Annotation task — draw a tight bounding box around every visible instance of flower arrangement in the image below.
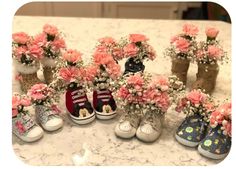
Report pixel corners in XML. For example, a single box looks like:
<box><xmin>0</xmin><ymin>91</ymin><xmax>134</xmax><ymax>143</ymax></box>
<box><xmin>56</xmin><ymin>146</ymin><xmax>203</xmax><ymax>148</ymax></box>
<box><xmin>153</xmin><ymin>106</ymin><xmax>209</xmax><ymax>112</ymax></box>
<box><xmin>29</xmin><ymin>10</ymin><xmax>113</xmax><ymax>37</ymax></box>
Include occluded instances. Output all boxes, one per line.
<box><xmin>27</xmin><ymin>83</ymin><xmax>60</xmax><ymax>113</ymax></box>
<box><xmin>195</xmin><ymin>27</ymin><xmax>227</xmax><ymax>65</ymax></box>
<box><xmin>51</xmin><ymin>49</ymin><xmax>88</xmax><ymax>91</ymax></box>
<box><xmin>96</xmin><ymin>37</ymin><xmax>124</xmax><ymax>62</ymax></box>
<box><xmin>12</xmin><ymin>93</ymin><xmax>31</xmax><ymax>117</ymax></box>
<box><xmin>12</xmin><ymin>32</ymin><xmax>43</xmax><ymax>66</ymax></box>
<box><xmin>210</xmin><ymin>102</ymin><xmax>231</xmax><ymax>136</ymax></box>
<box><xmin>33</xmin><ymin>24</ymin><xmax>66</xmax><ymax>59</ymax></box>
<box><xmin>116</xmin><ymin>73</ymin><xmax>182</xmax><ymax>114</ymax></box>
<box><xmin>87</xmin><ymin>48</ymin><xmax>121</xmax><ymax>90</ymax></box>
<box><xmin>121</xmin><ymin>34</ymin><xmax>156</xmax><ymax>62</ymax></box>
<box><xmin>165</xmin><ymin>24</ymin><xmax>198</xmax><ymax>60</ymax></box>
<box><xmin>117</xmin><ymin>73</ymin><xmax>149</xmax><ymax>110</ymax></box>
<box><xmin>175</xmin><ymin>89</ymin><xmax>215</xmax><ymax>121</ymax></box>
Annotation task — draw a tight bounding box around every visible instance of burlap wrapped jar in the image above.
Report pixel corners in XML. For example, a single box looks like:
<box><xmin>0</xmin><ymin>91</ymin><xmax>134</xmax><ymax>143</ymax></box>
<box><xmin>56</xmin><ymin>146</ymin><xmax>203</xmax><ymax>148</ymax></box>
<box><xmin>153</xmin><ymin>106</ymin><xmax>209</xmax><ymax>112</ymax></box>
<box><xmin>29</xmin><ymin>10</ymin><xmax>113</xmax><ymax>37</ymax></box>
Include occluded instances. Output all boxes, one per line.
<box><xmin>40</xmin><ymin>57</ymin><xmax>58</xmax><ymax>84</ymax></box>
<box><xmin>191</xmin><ymin>62</ymin><xmax>219</xmax><ymax>94</ymax></box>
<box><xmin>14</xmin><ymin>60</ymin><xmax>41</xmax><ymax>93</ymax></box>
<box><xmin>171</xmin><ymin>57</ymin><xmax>190</xmax><ymax>86</ymax></box>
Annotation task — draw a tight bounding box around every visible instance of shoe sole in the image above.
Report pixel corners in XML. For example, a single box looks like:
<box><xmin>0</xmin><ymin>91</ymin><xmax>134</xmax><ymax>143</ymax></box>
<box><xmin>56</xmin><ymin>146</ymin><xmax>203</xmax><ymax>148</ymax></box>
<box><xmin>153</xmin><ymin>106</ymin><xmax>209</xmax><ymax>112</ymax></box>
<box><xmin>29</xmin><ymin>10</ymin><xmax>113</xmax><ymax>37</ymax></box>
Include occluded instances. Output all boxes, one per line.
<box><xmin>95</xmin><ymin>111</ymin><xmax>117</xmax><ymax>120</ymax></box>
<box><xmin>136</xmin><ymin>127</ymin><xmax>160</xmax><ymax>143</ymax></box>
<box><xmin>175</xmin><ymin>133</ymin><xmax>199</xmax><ymax>147</ymax></box>
<box><xmin>13</xmin><ymin>131</ymin><xmax>44</xmax><ymax>143</ymax></box>
<box><xmin>69</xmin><ymin>112</ymin><xmax>96</xmax><ymax>125</ymax></box>
<box><xmin>114</xmin><ymin>124</ymin><xmax>136</xmax><ymax>139</ymax></box>
<box><xmin>198</xmin><ymin>145</ymin><xmax>228</xmax><ymax>160</ymax></box>
<box><xmin>41</xmin><ymin>118</ymin><xmax>64</xmax><ymax>132</ymax></box>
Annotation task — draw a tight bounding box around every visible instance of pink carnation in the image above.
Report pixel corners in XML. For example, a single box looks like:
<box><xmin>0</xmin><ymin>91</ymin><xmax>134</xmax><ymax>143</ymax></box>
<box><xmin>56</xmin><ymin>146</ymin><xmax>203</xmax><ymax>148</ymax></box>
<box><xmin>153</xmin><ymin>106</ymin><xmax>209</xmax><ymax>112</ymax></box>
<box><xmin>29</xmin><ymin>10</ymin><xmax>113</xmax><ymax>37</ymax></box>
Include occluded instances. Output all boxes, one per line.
<box><xmin>13</xmin><ymin>46</ymin><xmax>27</xmax><ymax>59</ymax></box>
<box><xmin>174</xmin><ymin>37</ymin><xmax>190</xmax><ymax>53</ymax></box>
<box><xmin>63</xmin><ymin>49</ymin><xmax>82</xmax><ymax>63</ymax></box>
<box><xmin>117</xmin><ymin>86</ymin><xmax>130</xmax><ymax>99</ymax></box>
<box><xmin>51</xmin><ymin>38</ymin><xmax>66</xmax><ymax>50</ymax></box>
<box><xmin>93</xmin><ymin>52</ymin><xmax>114</xmax><ymax>65</ymax></box>
<box><xmin>106</xmin><ymin>61</ymin><xmax>121</xmax><ymax>79</ymax></box>
<box><xmin>196</xmin><ymin>50</ymin><xmax>205</xmax><ymax>59</ymax></box>
<box><xmin>83</xmin><ymin>65</ymin><xmax>99</xmax><ymax>81</ymax></box>
<box><xmin>98</xmin><ymin>37</ymin><xmax>115</xmax><ymax>45</ymax></box>
<box><xmin>129</xmin><ymin>34</ymin><xmax>149</xmax><ymax>43</ymax></box>
<box><xmin>176</xmin><ymin>98</ymin><xmax>188</xmax><ymax>112</ymax></box>
<box><xmin>186</xmin><ymin>90</ymin><xmax>207</xmax><ymax>105</ymax></box>
<box><xmin>123</xmin><ymin>43</ymin><xmax>139</xmax><ymax>57</ymax></box>
<box><xmin>127</xmin><ymin>74</ymin><xmax>144</xmax><ymax>86</ymax></box>
<box><xmin>207</xmin><ymin>45</ymin><xmax>223</xmax><ymax>59</ymax></box>
<box><xmin>149</xmin><ymin>76</ymin><xmax>169</xmax><ymax>91</ymax></box>
<box><xmin>205</xmin><ymin>27</ymin><xmax>219</xmax><ymax>38</ymax></box>
<box><xmin>59</xmin><ymin>67</ymin><xmax>79</xmax><ymax>83</ymax></box>
<box><xmin>32</xmin><ymin>33</ymin><xmax>47</xmax><ymax>47</ymax></box>
<box><xmin>20</xmin><ymin>96</ymin><xmax>31</xmax><ymax>107</ymax></box>
<box><xmin>28</xmin><ymin>44</ymin><xmax>43</xmax><ymax>59</ymax></box>
<box><xmin>146</xmin><ymin>45</ymin><xmax>157</xmax><ymax>60</ymax></box>
<box><xmin>12</xmin><ymin>32</ymin><xmax>30</xmax><ymax>45</ymax></box>
<box><xmin>27</xmin><ymin>83</ymin><xmax>53</xmax><ymax>101</ymax></box>
<box><xmin>112</xmin><ymin>47</ymin><xmax>124</xmax><ymax>60</ymax></box>
<box><xmin>12</xmin><ymin>95</ymin><xmax>21</xmax><ymax>109</ymax></box>
<box><xmin>182</xmin><ymin>23</ymin><xmax>199</xmax><ymax>36</ymax></box>
<box><xmin>43</xmin><ymin>24</ymin><xmax>58</xmax><ymax>36</ymax></box>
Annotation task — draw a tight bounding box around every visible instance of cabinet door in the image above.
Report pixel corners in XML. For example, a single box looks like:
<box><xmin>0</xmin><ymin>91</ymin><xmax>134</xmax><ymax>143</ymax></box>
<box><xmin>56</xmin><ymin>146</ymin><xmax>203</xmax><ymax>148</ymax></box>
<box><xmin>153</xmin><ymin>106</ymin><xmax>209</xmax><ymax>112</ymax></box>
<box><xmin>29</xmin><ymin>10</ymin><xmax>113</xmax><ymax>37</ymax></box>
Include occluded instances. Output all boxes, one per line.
<box><xmin>103</xmin><ymin>2</ymin><xmax>180</xmax><ymax>19</ymax></box>
<box><xmin>51</xmin><ymin>2</ymin><xmax>102</xmax><ymax>17</ymax></box>
<box><xmin>15</xmin><ymin>2</ymin><xmax>102</xmax><ymax>17</ymax></box>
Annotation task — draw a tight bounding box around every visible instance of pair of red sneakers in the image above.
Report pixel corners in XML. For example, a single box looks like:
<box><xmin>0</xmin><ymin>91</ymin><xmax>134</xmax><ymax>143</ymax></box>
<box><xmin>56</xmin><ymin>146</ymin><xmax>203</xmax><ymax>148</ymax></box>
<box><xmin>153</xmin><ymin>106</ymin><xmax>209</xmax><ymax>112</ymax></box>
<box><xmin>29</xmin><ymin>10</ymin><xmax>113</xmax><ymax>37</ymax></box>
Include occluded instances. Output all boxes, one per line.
<box><xmin>65</xmin><ymin>85</ymin><xmax>117</xmax><ymax>124</ymax></box>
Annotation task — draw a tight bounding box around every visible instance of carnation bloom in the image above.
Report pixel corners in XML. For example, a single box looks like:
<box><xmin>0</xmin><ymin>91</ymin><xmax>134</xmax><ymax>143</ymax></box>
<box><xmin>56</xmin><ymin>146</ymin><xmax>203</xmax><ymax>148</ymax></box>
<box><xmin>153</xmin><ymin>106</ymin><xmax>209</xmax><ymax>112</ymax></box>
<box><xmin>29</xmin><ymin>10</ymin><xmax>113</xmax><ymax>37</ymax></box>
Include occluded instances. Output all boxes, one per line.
<box><xmin>117</xmin><ymin>86</ymin><xmax>130</xmax><ymax>99</ymax></box>
<box><xmin>83</xmin><ymin>65</ymin><xmax>99</xmax><ymax>81</ymax></box>
<box><xmin>51</xmin><ymin>38</ymin><xmax>66</xmax><ymax>49</ymax></box>
<box><xmin>106</xmin><ymin>61</ymin><xmax>121</xmax><ymax>79</ymax></box>
<box><xmin>32</xmin><ymin>33</ymin><xmax>47</xmax><ymax>47</ymax></box>
<box><xmin>205</xmin><ymin>27</ymin><xmax>219</xmax><ymax>38</ymax></box>
<box><xmin>13</xmin><ymin>46</ymin><xmax>27</xmax><ymax>60</ymax></box>
<box><xmin>182</xmin><ymin>23</ymin><xmax>199</xmax><ymax>36</ymax></box>
<box><xmin>123</xmin><ymin>43</ymin><xmax>139</xmax><ymax>57</ymax></box>
<box><xmin>20</xmin><ymin>96</ymin><xmax>31</xmax><ymax>107</ymax></box>
<box><xmin>186</xmin><ymin>90</ymin><xmax>207</xmax><ymax>105</ymax></box>
<box><xmin>98</xmin><ymin>37</ymin><xmax>115</xmax><ymax>45</ymax></box>
<box><xmin>129</xmin><ymin>34</ymin><xmax>149</xmax><ymax>43</ymax></box>
<box><xmin>207</xmin><ymin>45</ymin><xmax>223</xmax><ymax>60</ymax></box>
<box><xmin>28</xmin><ymin>44</ymin><xmax>43</xmax><ymax>59</ymax></box>
<box><xmin>174</xmin><ymin>37</ymin><xmax>190</xmax><ymax>53</ymax></box>
<box><xmin>43</xmin><ymin>24</ymin><xmax>58</xmax><ymax>36</ymax></box>
<box><xmin>12</xmin><ymin>32</ymin><xmax>30</xmax><ymax>45</ymax></box>
<box><xmin>27</xmin><ymin>83</ymin><xmax>53</xmax><ymax>101</ymax></box>
<box><xmin>93</xmin><ymin>52</ymin><xmax>114</xmax><ymax>65</ymax></box>
<box><xmin>127</xmin><ymin>74</ymin><xmax>144</xmax><ymax>86</ymax></box>
<box><xmin>209</xmin><ymin>102</ymin><xmax>231</xmax><ymax>136</ymax></box>
<box><xmin>149</xmin><ymin>76</ymin><xmax>169</xmax><ymax>91</ymax></box>
<box><xmin>59</xmin><ymin>67</ymin><xmax>80</xmax><ymax>83</ymax></box>
<box><xmin>63</xmin><ymin>49</ymin><xmax>82</xmax><ymax>63</ymax></box>
<box><xmin>12</xmin><ymin>95</ymin><xmax>21</xmax><ymax>109</ymax></box>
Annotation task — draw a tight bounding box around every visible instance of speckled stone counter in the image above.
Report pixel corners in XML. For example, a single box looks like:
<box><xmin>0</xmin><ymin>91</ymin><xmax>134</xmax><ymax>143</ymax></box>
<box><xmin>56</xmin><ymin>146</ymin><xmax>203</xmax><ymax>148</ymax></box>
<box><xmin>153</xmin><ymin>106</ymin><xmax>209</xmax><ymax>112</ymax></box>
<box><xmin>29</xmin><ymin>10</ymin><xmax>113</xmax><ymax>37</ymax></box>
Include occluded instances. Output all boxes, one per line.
<box><xmin>12</xmin><ymin>16</ymin><xmax>231</xmax><ymax>166</ymax></box>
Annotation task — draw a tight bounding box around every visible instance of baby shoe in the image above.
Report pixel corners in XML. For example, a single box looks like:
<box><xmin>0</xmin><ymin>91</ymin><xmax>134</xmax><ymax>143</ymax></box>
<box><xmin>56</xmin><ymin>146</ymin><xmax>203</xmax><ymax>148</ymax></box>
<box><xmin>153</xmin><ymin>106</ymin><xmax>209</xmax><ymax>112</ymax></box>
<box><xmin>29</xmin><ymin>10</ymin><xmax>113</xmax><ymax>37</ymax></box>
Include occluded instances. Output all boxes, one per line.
<box><xmin>115</xmin><ymin>110</ymin><xmax>142</xmax><ymax>138</ymax></box>
<box><xmin>12</xmin><ymin>112</ymin><xmax>43</xmax><ymax>142</ymax></box>
<box><xmin>66</xmin><ymin>83</ymin><xmax>95</xmax><ymax>124</ymax></box>
<box><xmin>35</xmin><ymin>105</ymin><xmax>63</xmax><ymax>131</ymax></box>
<box><xmin>136</xmin><ymin>111</ymin><xmax>164</xmax><ymax>142</ymax></box>
<box><xmin>93</xmin><ymin>89</ymin><xmax>117</xmax><ymax>120</ymax></box>
<box><xmin>175</xmin><ymin>113</ymin><xmax>208</xmax><ymax>147</ymax></box>
<box><xmin>198</xmin><ymin>126</ymin><xmax>231</xmax><ymax>159</ymax></box>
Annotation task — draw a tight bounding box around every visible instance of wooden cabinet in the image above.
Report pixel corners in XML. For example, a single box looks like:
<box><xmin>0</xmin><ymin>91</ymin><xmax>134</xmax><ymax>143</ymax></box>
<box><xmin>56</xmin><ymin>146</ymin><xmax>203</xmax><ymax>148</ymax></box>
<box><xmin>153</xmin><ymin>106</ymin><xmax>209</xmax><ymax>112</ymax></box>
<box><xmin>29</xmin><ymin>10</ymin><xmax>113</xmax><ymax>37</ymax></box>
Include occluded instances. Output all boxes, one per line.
<box><xmin>15</xmin><ymin>2</ymin><xmax>201</xmax><ymax>19</ymax></box>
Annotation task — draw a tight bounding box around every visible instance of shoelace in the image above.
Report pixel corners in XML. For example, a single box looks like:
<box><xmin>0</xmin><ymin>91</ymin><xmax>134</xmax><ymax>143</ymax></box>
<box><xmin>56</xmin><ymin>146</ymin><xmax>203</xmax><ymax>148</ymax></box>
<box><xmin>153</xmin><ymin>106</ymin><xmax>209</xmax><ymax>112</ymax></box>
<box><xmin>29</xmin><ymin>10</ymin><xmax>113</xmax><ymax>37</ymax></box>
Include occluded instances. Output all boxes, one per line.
<box><xmin>97</xmin><ymin>90</ymin><xmax>111</xmax><ymax>103</ymax></box>
<box><xmin>71</xmin><ymin>89</ymin><xmax>87</xmax><ymax>106</ymax></box>
<box><xmin>13</xmin><ymin>113</ymin><xmax>35</xmax><ymax>135</ymax></box>
<box><xmin>142</xmin><ymin>110</ymin><xmax>162</xmax><ymax>131</ymax></box>
<box><xmin>120</xmin><ymin>110</ymin><xmax>142</xmax><ymax>128</ymax></box>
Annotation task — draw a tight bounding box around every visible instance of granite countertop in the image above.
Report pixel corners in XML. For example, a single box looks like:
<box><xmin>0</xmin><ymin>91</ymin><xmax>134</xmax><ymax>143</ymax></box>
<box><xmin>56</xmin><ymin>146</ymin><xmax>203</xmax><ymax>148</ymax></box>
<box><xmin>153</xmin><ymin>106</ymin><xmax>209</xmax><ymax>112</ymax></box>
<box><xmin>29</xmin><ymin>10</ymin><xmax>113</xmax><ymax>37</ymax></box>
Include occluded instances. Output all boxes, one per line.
<box><xmin>12</xmin><ymin>16</ymin><xmax>231</xmax><ymax>166</ymax></box>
